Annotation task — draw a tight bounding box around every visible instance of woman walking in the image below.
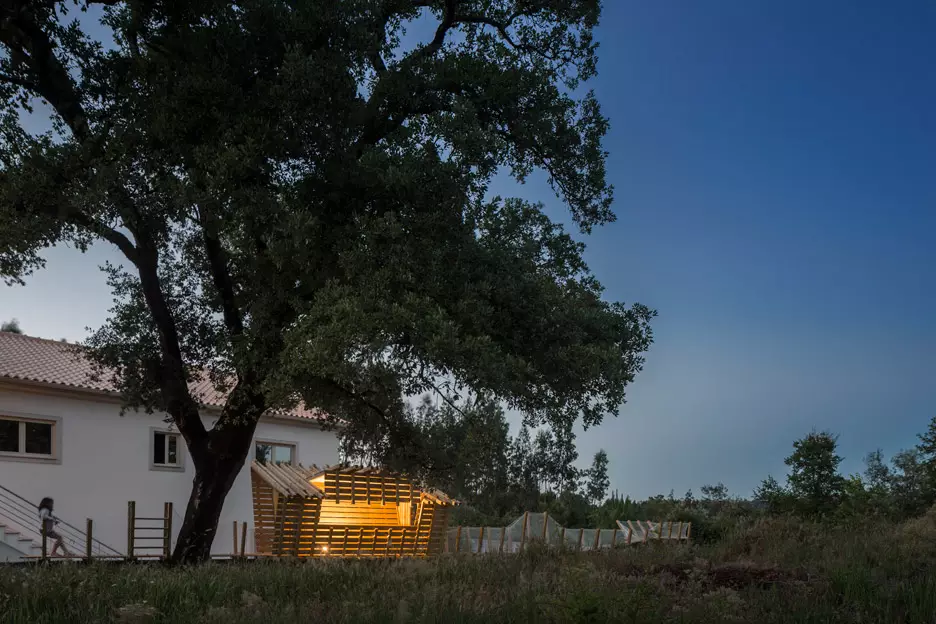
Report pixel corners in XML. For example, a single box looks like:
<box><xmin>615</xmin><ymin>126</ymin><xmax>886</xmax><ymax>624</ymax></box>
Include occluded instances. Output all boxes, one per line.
<box><xmin>38</xmin><ymin>497</ymin><xmax>72</xmax><ymax>557</ymax></box>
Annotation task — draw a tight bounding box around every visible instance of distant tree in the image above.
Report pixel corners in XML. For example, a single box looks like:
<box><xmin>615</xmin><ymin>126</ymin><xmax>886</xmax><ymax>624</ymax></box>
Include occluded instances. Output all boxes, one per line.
<box><xmin>890</xmin><ymin>448</ymin><xmax>929</xmax><ymax>517</ymax></box>
<box><xmin>532</xmin><ymin>429</ymin><xmax>556</xmax><ymax>492</ymax></box>
<box><xmin>832</xmin><ymin>472</ymin><xmax>879</xmax><ymax>518</ymax></box>
<box><xmin>754</xmin><ymin>475</ymin><xmax>792</xmax><ymax>514</ymax></box>
<box><xmin>509</xmin><ymin>425</ymin><xmax>538</xmax><ymax>507</ymax></box>
<box><xmin>857</xmin><ymin>448</ymin><xmax>894</xmax><ymax>515</ymax></box>
<box><xmin>700</xmin><ymin>482</ymin><xmax>729</xmax><ymax>503</ymax></box>
<box><xmin>682</xmin><ymin>489</ymin><xmax>696</xmax><ymax>508</ymax></box>
<box><xmin>0</xmin><ymin>318</ymin><xmax>21</xmax><ymax>333</ymax></box>
<box><xmin>550</xmin><ymin>423</ymin><xmax>581</xmax><ymax>494</ymax></box>
<box><xmin>784</xmin><ymin>430</ymin><xmax>845</xmax><ymax>516</ymax></box>
<box><xmin>584</xmin><ymin>449</ymin><xmax>610</xmax><ymax>504</ymax></box>
<box><xmin>863</xmin><ymin>449</ymin><xmax>892</xmax><ymax>492</ymax></box>
<box><xmin>915</xmin><ymin>416</ymin><xmax>936</xmax><ymax>502</ymax></box>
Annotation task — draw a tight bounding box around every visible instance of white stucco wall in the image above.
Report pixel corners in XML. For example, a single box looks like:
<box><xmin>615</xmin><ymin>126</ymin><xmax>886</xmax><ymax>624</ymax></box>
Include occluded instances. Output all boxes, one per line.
<box><xmin>0</xmin><ymin>386</ymin><xmax>339</xmax><ymax>556</ymax></box>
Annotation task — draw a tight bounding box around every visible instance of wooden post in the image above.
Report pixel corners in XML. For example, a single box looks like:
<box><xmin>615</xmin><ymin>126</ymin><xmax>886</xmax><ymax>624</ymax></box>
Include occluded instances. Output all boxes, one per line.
<box><xmin>541</xmin><ymin>512</ymin><xmax>548</xmax><ymax>542</ymax></box>
<box><xmin>626</xmin><ymin>521</ymin><xmax>634</xmax><ymax>545</ymax></box>
<box><xmin>41</xmin><ymin>521</ymin><xmax>47</xmax><ymax>560</ymax></box>
<box><xmin>240</xmin><ymin>522</ymin><xmax>248</xmax><ymax>558</ymax></box>
<box><xmin>233</xmin><ymin>520</ymin><xmax>239</xmax><ymax>556</ymax></box>
<box><xmin>560</xmin><ymin>526</ymin><xmax>566</xmax><ymax>548</ymax></box>
<box><xmin>676</xmin><ymin>521</ymin><xmax>683</xmax><ymax>541</ymax></box>
<box><xmin>478</xmin><ymin>526</ymin><xmax>485</xmax><ymax>554</ymax></box>
<box><xmin>455</xmin><ymin>525</ymin><xmax>462</xmax><ymax>552</ymax></box>
<box><xmin>86</xmin><ymin>518</ymin><xmax>93</xmax><ymax>561</ymax></box>
<box><xmin>593</xmin><ymin>528</ymin><xmax>601</xmax><ymax>550</ymax></box>
<box><xmin>611</xmin><ymin>527</ymin><xmax>618</xmax><ymax>548</ymax></box>
<box><xmin>658</xmin><ymin>519</ymin><xmax>665</xmax><ymax>540</ymax></box>
<box><xmin>163</xmin><ymin>502</ymin><xmax>173</xmax><ymax>560</ymax></box>
<box><xmin>293</xmin><ymin>503</ymin><xmax>305</xmax><ymax>557</ymax></box>
<box><xmin>127</xmin><ymin>501</ymin><xmax>136</xmax><ymax>559</ymax></box>
<box><xmin>274</xmin><ymin>502</ymin><xmax>286</xmax><ymax>556</ymax></box>
<box><xmin>667</xmin><ymin>521</ymin><xmax>674</xmax><ymax>540</ymax></box>
<box><xmin>498</xmin><ymin>526</ymin><xmax>506</xmax><ymax>553</ymax></box>
<box><xmin>519</xmin><ymin>512</ymin><xmax>528</xmax><ymax>550</ymax></box>
<box><xmin>686</xmin><ymin>523</ymin><xmax>692</xmax><ymax>540</ymax></box>
<box><xmin>642</xmin><ymin>521</ymin><xmax>650</xmax><ymax>544</ymax></box>
<box><xmin>578</xmin><ymin>527</ymin><xmax>584</xmax><ymax>550</ymax></box>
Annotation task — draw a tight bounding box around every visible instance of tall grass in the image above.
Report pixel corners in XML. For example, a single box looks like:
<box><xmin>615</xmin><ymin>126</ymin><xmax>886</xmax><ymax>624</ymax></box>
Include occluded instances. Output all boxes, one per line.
<box><xmin>3</xmin><ymin>511</ymin><xmax>936</xmax><ymax>623</ymax></box>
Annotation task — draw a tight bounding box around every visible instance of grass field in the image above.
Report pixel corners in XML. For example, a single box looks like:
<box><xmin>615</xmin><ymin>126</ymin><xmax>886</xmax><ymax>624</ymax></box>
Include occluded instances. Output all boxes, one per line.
<box><xmin>3</xmin><ymin>511</ymin><xmax>936</xmax><ymax>623</ymax></box>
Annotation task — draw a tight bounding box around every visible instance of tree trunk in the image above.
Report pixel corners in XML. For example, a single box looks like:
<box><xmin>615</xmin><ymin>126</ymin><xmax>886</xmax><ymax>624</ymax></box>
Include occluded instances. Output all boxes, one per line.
<box><xmin>171</xmin><ymin>454</ymin><xmax>246</xmax><ymax>564</ymax></box>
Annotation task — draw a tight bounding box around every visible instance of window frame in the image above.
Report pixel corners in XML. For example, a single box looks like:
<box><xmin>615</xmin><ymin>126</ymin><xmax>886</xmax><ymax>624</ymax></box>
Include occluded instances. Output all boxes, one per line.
<box><xmin>254</xmin><ymin>438</ymin><xmax>297</xmax><ymax>466</ymax></box>
<box><xmin>149</xmin><ymin>427</ymin><xmax>185</xmax><ymax>472</ymax></box>
<box><xmin>0</xmin><ymin>412</ymin><xmax>61</xmax><ymax>464</ymax></box>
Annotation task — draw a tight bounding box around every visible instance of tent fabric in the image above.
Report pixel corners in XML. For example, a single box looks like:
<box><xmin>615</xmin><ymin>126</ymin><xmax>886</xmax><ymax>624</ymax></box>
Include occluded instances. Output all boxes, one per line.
<box><xmin>445</xmin><ymin>513</ymin><xmax>690</xmax><ymax>553</ymax></box>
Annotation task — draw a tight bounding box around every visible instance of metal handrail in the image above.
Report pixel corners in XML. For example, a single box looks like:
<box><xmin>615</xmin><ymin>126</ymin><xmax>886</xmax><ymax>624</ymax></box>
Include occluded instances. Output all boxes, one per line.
<box><xmin>0</xmin><ymin>483</ymin><xmax>122</xmax><ymax>556</ymax></box>
<box><xmin>0</xmin><ymin>494</ymin><xmax>90</xmax><ymax>555</ymax></box>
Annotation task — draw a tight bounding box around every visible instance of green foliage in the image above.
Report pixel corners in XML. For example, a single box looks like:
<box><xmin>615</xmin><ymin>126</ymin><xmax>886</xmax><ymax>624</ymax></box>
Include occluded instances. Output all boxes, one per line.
<box><xmin>756</xmin><ymin>418</ymin><xmax>936</xmax><ymax>524</ymax></box>
<box><xmin>0</xmin><ymin>1</ymin><xmax>655</xmax><ymax>559</ymax></box>
<box><xmin>784</xmin><ymin>430</ymin><xmax>845</xmax><ymax>516</ymax></box>
<box><xmin>0</xmin><ymin>318</ymin><xmax>21</xmax><ymax>333</ymax></box>
<box><xmin>584</xmin><ymin>449</ymin><xmax>610</xmax><ymax>504</ymax></box>
<box><xmin>760</xmin><ymin>430</ymin><xmax>847</xmax><ymax>518</ymax></box>
<box><xmin>915</xmin><ymin>415</ymin><xmax>936</xmax><ymax>503</ymax></box>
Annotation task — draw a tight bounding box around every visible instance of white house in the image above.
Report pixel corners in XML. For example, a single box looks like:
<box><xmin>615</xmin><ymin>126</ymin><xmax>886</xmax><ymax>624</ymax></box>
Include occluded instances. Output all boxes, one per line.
<box><xmin>0</xmin><ymin>331</ymin><xmax>339</xmax><ymax>560</ymax></box>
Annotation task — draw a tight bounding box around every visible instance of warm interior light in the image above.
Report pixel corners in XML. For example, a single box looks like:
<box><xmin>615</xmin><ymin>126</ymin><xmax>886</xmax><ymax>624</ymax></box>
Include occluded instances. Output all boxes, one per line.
<box><xmin>321</xmin><ymin>545</ymin><xmax>329</xmax><ymax>553</ymax></box>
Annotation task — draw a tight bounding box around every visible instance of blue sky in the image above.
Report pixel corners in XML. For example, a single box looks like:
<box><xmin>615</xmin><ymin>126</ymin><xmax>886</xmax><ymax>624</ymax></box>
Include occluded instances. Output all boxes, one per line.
<box><xmin>3</xmin><ymin>1</ymin><xmax>936</xmax><ymax>499</ymax></box>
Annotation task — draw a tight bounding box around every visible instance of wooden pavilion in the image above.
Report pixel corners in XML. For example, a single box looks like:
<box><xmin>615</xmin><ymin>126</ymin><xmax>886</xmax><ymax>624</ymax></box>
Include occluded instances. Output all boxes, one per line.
<box><xmin>250</xmin><ymin>461</ymin><xmax>455</xmax><ymax>557</ymax></box>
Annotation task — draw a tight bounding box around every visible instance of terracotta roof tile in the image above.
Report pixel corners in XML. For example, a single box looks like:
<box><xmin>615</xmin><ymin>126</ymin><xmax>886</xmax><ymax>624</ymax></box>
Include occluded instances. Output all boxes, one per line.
<box><xmin>0</xmin><ymin>332</ymin><xmax>325</xmax><ymax>422</ymax></box>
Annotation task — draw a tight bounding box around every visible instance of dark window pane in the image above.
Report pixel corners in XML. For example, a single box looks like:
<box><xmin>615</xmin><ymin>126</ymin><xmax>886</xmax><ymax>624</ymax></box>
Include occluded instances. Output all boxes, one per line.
<box><xmin>256</xmin><ymin>444</ymin><xmax>271</xmax><ymax>464</ymax></box>
<box><xmin>24</xmin><ymin>422</ymin><xmax>52</xmax><ymax>455</ymax></box>
<box><xmin>272</xmin><ymin>445</ymin><xmax>292</xmax><ymax>465</ymax></box>
<box><xmin>0</xmin><ymin>419</ymin><xmax>18</xmax><ymax>453</ymax></box>
<box><xmin>154</xmin><ymin>432</ymin><xmax>166</xmax><ymax>464</ymax></box>
<box><xmin>167</xmin><ymin>435</ymin><xmax>178</xmax><ymax>465</ymax></box>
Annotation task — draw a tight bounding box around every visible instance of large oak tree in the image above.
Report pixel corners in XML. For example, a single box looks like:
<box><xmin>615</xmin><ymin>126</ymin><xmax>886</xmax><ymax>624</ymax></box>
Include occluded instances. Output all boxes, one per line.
<box><xmin>0</xmin><ymin>0</ymin><xmax>654</xmax><ymax>562</ymax></box>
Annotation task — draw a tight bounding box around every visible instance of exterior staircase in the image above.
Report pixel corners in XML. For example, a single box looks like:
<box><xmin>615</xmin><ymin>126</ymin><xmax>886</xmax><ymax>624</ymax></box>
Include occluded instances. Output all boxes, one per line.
<box><xmin>0</xmin><ymin>523</ymin><xmax>42</xmax><ymax>561</ymax></box>
<box><xmin>0</xmin><ymin>484</ymin><xmax>121</xmax><ymax>562</ymax></box>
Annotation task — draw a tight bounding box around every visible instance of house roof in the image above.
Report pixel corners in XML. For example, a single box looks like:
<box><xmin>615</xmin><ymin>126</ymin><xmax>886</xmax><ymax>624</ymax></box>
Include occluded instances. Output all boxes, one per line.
<box><xmin>250</xmin><ymin>461</ymin><xmax>324</xmax><ymax>498</ymax></box>
<box><xmin>0</xmin><ymin>331</ymin><xmax>326</xmax><ymax>422</ymax></box>
<box><xmin>251</xmin><ymin>460</ymin><xmax>457</xmax><ymax>505</ymax></box>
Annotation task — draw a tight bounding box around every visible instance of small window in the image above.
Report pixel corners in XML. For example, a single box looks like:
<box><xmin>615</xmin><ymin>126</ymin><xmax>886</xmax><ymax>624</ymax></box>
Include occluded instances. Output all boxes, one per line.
<box><xmin>255</xmin><ymin>441</ymin><xmax>295</xmax><ymax>465</ymax></box>
<box><xmin>151</xmin><ymin>429</ymin><xmax>184</xmax><ymax>471</ymax></box>
<box><xmin>0</xmin><ymin>415</ymin><xmax>56</xmax><ymax>459</ymax></box>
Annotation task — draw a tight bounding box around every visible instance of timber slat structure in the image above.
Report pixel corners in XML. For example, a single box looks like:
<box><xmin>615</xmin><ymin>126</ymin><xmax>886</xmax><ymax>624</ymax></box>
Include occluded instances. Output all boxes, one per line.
<box><xmin>250</xmin><ymin>462</ymin><xmax>455</xmax><ymax>558</ymax></box>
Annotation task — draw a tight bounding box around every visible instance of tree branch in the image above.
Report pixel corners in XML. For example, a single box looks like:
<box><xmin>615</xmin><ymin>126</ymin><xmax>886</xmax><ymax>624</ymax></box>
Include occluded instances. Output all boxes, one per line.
<box><xmin>131</xmin><ymin>239</ymin><xmax>210</xmax><ymax>450</ymax></box>
<box><xmin>0</xmin><ymin>70</ymin><xmax>38</xmax><ymax>90</ymax></box>
<box><xmin>69</xmin><ymin>213</ymin><xmax>140</xmax><ymax>265</ymax></box>
<box><xmin>0</xmin><ymin>4</ymin><xmax>91</xmax><ymax>140</ymax></box>
<box><xmin>423</xmin><ymin>0</ymin><xmax>457</xmax><ymax>58</ymax></box>
<box><xmin>198</xmin><ymin>208</ymin><xmax>244</xmax><ymax>337</ymax></box>
<box><xmin>427</xmin><ymin>378</ymin><xmax>466</xmax><ymax>417</ymax></box>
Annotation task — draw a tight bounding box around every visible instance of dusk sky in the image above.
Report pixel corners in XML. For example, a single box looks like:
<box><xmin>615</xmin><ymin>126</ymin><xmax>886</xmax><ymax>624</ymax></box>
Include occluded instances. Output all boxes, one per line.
<box><xmin>3</xmin><ymin>1</ymin><xmax>935</xmax><ymax>499</ymax></box>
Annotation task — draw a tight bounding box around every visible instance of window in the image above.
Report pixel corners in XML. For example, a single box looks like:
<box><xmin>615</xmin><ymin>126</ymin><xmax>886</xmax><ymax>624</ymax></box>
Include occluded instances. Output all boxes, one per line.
<box><xmin>151</xmin><ymin>429</ymin><xmax>184</xmax><ymax>471</ymax></box>
<box><xmin>255</xmin><ymin>440</ymin><xmax>295</xmax><ymax>465</ymax></box>
<box><xmin>0</xmin><ymin>415</ymin><xmax>56</xmax><ymax>460</ymax></box>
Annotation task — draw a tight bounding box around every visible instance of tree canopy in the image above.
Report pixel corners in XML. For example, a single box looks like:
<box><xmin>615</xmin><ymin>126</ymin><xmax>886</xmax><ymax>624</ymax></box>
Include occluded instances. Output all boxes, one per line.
<box><xmin>1</xmin><ymin>0</ymin><xmax>653</xmax><ymax>561</ymax></box>
<box><xmin>0</xmin><ymin>318</ymin><xmax>21</xmax><ymax>333</ymax></box>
